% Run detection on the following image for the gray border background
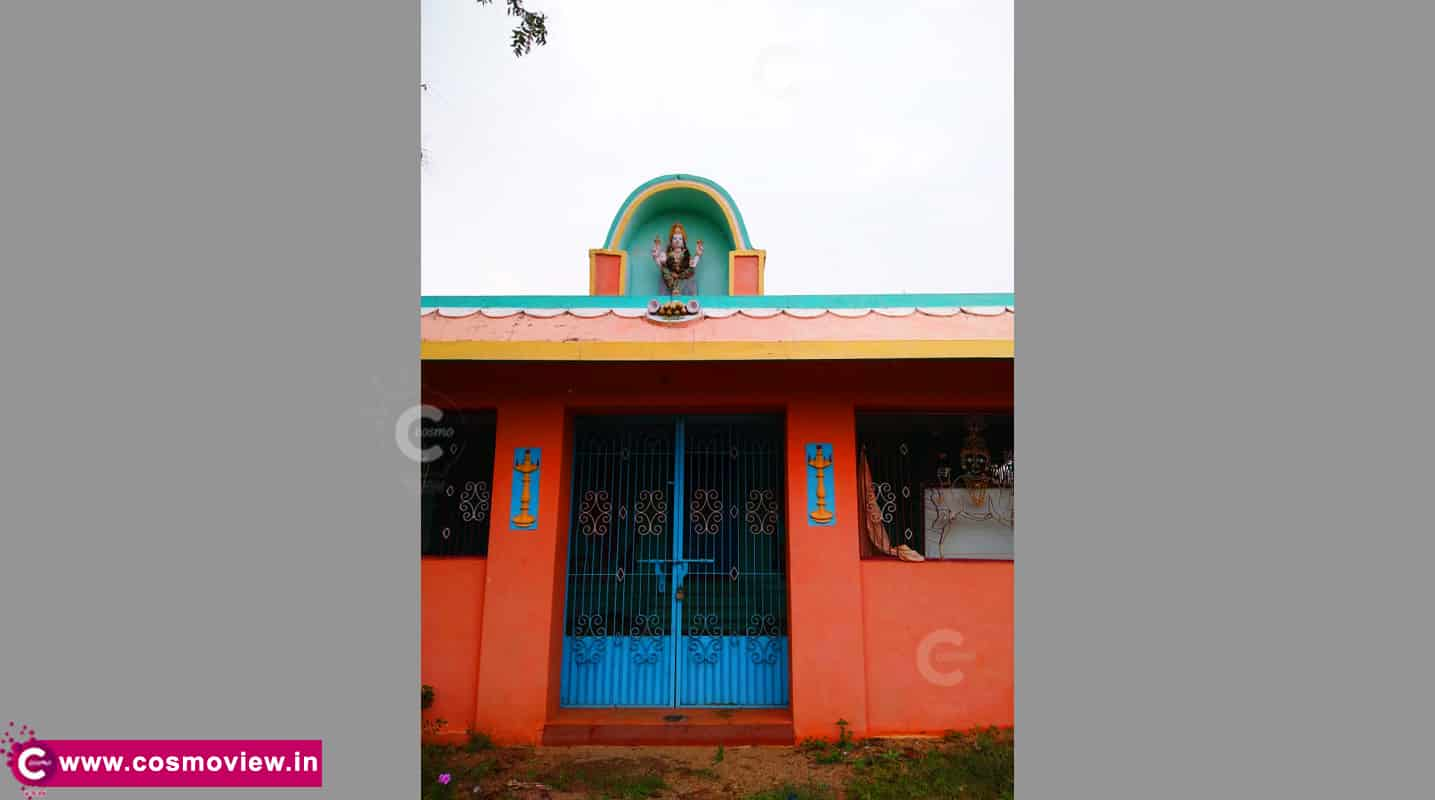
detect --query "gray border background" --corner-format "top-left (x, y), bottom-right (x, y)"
top-left (1018, 2), bottom-right (1432, 796)
top-left (3, 1), bottom-right (1433, 798)
top-left (2, 2), bottom-right (416, 797)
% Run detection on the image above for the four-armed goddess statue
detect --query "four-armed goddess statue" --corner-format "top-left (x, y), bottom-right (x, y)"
top-left (651, 222), bottom-right (703, 296)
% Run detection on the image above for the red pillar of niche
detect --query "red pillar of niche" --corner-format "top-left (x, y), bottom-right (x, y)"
top-left (473, 398), bottom-right (570, 744)
top-left (729, 251), bottom-right (765, 295)
top-left (785, 398), bottom-right (869, 741)
top-left (588, 250), bottom-right (626, 296)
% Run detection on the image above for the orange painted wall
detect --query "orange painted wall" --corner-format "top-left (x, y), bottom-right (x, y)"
top-left (785, 398), bottom-right (870, 740)
top-left (421, 558), bottom-right (487, 740)
top-left (471, 397), bottom-right (572, 744)
top-left (421, 360), bottom-right (1012, 744)
top-left (860, 561), bottom-right (1013, 734)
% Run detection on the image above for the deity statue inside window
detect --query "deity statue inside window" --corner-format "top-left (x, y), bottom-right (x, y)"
top-left (959, 420), bottom-right (993, 506)
top-left (935, 450), bottom-right (954, 487)
top-left (651, 222), bottom-right (703, 296)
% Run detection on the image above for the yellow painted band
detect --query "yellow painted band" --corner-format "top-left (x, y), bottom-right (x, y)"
top-left (421, 339), bottom-right (1013, 361)
top-left (608, 180), bottom-right (744, 251)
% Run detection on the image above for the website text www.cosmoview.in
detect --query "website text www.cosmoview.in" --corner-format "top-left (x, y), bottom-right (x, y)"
top-left (8, 739), bottom-right (322, 789)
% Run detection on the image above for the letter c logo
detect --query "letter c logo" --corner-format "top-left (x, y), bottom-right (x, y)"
top-left (17, 745), bottom-right (50, 781)
top-left (916, 628), bottom-right (976, 687)
top-left (397, 404), bottom-right (444, 463)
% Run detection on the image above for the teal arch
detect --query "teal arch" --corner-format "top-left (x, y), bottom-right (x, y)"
top-left (602, 174), bottom-right (752, 251)
top-left (604, 174), bottom-right (753, 297)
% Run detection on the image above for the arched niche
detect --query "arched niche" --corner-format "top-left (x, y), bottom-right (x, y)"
top-left (600, 175), bottom-right (753, 297)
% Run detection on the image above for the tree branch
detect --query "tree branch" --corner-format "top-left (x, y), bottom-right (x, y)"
top-left (476, 0), bottom-right (549, 57)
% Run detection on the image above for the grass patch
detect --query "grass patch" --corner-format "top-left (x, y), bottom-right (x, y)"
top-left (534, 758), bottom-right (668, 799)
top-left (746, 781), bottom-right (838, 800)
top-left (852, 748), bottom-right (905, 769)
top-left (846, 727), bottom-right (1013, 800)
top-left (797, 737), bottom-right (829, 754)
top-left (797, 722), bottom-right (859, 765)
top-left (420, 743), bottom-right (454, 800)
top-left (420, 743), bottom-right (497, 800)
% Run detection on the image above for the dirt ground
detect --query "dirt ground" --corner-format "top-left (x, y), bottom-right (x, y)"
top-left (439, 738), bottom-right (950, 799)
top-left (497, 744), bottom-right (841, 798)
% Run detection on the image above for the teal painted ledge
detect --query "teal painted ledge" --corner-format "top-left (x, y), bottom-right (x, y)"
top-left (421, 293), bottom-right (1014, 310)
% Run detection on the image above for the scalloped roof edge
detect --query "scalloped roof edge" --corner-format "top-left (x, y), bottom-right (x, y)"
top-left (421, 306), bottom-right (1014, 320)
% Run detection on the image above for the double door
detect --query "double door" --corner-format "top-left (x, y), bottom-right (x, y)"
top-left (559, 415), bottom-right (790, 707)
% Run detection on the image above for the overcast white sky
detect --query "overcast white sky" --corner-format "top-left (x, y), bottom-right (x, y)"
top-left (421, 0), bottom-right (1012, 296)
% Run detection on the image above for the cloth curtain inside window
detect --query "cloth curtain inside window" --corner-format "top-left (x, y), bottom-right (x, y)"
top-left (859, 447), bottom-right (924, 562)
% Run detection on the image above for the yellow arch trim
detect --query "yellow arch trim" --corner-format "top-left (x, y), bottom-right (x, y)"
top-left (607, 180), bottom-right (745, 252)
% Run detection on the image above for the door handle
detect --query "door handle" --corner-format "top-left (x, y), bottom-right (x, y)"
top-left (637, 558), bottom-right (710, 595)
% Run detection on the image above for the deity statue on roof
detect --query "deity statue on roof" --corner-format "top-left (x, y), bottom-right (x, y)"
top-left (651, 222), bottom-right (703, 296)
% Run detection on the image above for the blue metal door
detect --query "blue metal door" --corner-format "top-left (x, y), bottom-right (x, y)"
top-left (675, 417), bottom-right (790, 706)
top-left (559, 415), bottom-right (789, 708)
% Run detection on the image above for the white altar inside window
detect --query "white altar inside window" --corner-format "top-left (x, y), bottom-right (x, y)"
top-left (923, 487), bottom-right (1014, 559)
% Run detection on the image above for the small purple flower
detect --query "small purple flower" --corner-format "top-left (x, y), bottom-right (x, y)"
top-left (438, 773), bottom-right (451, 785)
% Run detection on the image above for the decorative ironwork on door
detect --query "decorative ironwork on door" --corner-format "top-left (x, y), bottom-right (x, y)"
top-left (560, 416), bottom-right (789, 708)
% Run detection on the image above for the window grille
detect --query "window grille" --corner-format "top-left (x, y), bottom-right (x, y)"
top-left (856, 413), bottom-right (1013, 560)
top-left (420, 410), bottom-right (496, 556)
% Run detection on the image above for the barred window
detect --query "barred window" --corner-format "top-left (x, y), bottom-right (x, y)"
top-left (420, 410), bottom-right (496, 556)
top-left (856, 413), bottom-right (1013, 561)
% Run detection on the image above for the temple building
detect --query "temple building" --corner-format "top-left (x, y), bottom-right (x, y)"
top-left (420, 174), bottom-right (1013, 745)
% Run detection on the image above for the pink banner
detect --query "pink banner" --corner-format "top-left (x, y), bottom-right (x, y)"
top-left (7, 740), bottom-right (322, 788)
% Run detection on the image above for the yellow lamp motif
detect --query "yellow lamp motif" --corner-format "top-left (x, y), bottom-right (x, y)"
top-left (510, 447), bottom-right (542, 530)
top-left (806, 443), bottom-right (835, 525)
